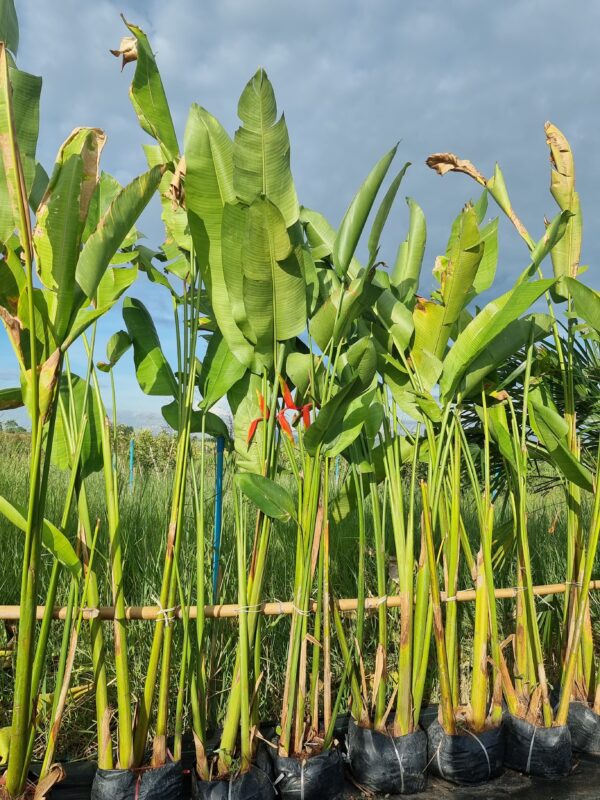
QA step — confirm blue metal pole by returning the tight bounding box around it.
[129,437,134,491]
[212,436,225,601]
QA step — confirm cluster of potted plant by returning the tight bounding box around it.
[0,2,599,798]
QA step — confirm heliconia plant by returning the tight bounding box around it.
[0,2,162,793]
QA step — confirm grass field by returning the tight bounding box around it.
[0,429,597,761]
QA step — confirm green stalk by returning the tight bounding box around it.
[233,488,252,771]
[556,444,600,724]
[444,425,462,707]
[421,481,455,735]
[218,349,285,769]
[92,367,133,768]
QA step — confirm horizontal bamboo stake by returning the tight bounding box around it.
[0,579,597,621]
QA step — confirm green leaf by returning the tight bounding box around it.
[0,493,80,576]
[119,18,179,162]
[235,472,297,523]
[367,161,410,265]
[123,296,177,396]
[52,373,102,478]
[341,337,377,388]
[75,164,162,301]
[303,379,360,456]
[0,0,19,56]
[0,385,21,409]
[439,279,556,402]
[333,144,398,276]
[0,49,42,241]
[184,104,235,283]
[516,210,572,286]
[222,197,307,370]
[285,351,326,404]
[198,332,246,411]
[391,197,426,303]
[546,123,582,298]
[486,402,517,470]
[300,206,362,278]
[528,384,593,491]
[373,287,414,354]
[33,128,105,341]
[228,372,266,474]
[458,313,553,398]
[565,277,600,333]
[97,330,132,373]
[429,204,484,359]
[309,269,379,351]
[161,400,230,440]
[234,68,299,227]
[472,218,498,295]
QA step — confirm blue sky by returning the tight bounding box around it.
[1,0,599,428]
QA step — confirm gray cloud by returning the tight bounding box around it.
[1,0,598,424]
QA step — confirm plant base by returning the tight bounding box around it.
[504,713,571,778]
[347,718,427,794]
[567,702,600,756]
[426,719,504,784]
[191,765,275,800]
[91,761,183,799]
[269,747,344,800]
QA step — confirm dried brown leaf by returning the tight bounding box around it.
[426,152,487,184]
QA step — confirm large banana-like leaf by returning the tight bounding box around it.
[373,287,414,354]
[333,144,397,278]
[52,373,102,478]
[0,44,41,241]
[300,206,363,277]
[34,128,105,341]
[312,385,379,458]
[472,218,499,295]
[235,472,297,523]
[242,198,306,356]
[303,379,359,456]
[161,400,230,440]
[0,0,18,56]
[184,104,235,278]
[309,268,379,352]
[228,372,267,474]
[439,279,556,402]
[233,68,299,228]
[185,105,255,369]
[116,18,179,162]
[123,296,178,396]
[565,277,600,334]
[285,351,326,404]
[75,164,162,302]
[222,197,306,371]
[97,330,132,373]
[367,161,410,265]
[391,197,426,303]
[546,123,582,298]
[528,384,593,492]
[486,402,517,470]
[419,205,484,362]
[458,313,553,398]
[0,494,80,576]
[0,235,23,314]
[198,331,246,412]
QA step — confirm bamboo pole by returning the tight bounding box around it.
[0,579,597,621]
